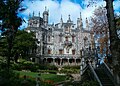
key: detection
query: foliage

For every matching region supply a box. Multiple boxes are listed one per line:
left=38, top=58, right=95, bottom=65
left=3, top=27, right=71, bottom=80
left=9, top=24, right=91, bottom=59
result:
left=90, top=6, right=109, bottom=55
left=11, top=60, right=38, bottom=72
left=15, top=70, right=67, bottom=85
left=11, top=59, right=58, bottom=72
left=0, top=30, right=37, bottom=61
left=0, top=61, right=33, bottom=86
left=0, top=0, right=24, bottom=32
left=90, top=6, right=108, bottom=32
left=115, top=16, right=120, bottom=39
left=13, top=30, right=37, bottom=59
left=0, top=0, right=26, bottom=70
left=63, top=65, right=80, bottom=69
left=81, top=80, right=99, bottom=86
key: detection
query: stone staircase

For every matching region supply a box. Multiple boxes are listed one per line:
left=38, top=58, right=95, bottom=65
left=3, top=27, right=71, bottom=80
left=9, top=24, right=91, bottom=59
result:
left=95, top=65, right=115, bottom=86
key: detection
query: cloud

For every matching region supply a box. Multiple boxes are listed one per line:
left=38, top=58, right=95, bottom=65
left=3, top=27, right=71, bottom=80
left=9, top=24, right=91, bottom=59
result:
left=113, top=0, right=120, bottom=10
left=21, top=0, right=82, bottom=25
left=19, top=0, right=119, bottom=29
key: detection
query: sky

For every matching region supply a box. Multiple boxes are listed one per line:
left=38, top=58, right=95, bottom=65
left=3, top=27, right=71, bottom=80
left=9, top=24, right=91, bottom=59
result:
left=19, top=0, right=120, bottom=29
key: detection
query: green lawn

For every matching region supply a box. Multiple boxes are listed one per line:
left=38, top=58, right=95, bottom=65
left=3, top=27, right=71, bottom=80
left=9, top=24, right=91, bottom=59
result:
left=15, top=70, right=67, bottom=83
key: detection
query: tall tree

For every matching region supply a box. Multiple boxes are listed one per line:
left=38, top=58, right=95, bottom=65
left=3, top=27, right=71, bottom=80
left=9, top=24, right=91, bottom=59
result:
left=90, top=0, right=120, bottom=83
left=105, top=0, right=120, bottom=84
left=13, top=30, right=37, bottom=62
left=90, top=6, right=109, bottom=56
left=88, top=0, right=120, bottom=84
left=0, top=0, right=25, bottom=70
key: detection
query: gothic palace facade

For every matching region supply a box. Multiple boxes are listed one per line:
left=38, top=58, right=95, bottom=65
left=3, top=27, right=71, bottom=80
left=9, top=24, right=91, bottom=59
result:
left=26, top=7, right=94, bottom=66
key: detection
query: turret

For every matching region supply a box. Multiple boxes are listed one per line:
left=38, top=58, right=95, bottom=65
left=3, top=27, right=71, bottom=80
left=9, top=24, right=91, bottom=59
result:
left=77, top=12, right=83, bottom=30
left=80, top=12, right=83, bottom=27
left=38, top=11, right=40, bottom=17
left=33, top=11, right=35, bottom=17
left=86, top=17, right=89, bottom=30
left=43, top=6, right=49, bottom=26
left=60, top=15, right=63, bottom=27
left=29, top=13, right=31, bottom=18
left=77, top=18, right=80, bottom=28
left=67, top=14, right=72, bottom=23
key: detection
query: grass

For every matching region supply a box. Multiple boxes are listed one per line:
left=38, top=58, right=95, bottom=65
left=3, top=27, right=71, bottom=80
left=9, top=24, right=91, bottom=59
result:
left=15, top=70, right=39, bottom=78
left=15, top=70, right=67, bottom=83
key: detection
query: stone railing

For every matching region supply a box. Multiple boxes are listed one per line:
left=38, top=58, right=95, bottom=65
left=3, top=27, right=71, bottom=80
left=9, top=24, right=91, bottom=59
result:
left=102, top=62, right=115, bottom=85
left=44, top=54, right=81, bottom=58
left=88, top=63, right=102, bottom=86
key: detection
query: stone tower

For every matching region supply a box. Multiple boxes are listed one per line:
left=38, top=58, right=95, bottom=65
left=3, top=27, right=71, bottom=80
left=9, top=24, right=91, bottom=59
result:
left=77, top=12, right=83, bottom=30
left=43, top=6, right=49, bottom=26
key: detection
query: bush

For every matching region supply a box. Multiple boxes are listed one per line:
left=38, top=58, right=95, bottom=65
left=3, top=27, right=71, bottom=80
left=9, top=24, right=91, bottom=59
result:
left=63, top=65, right=80, bottom=69
left=60, top=68, right=79, bottom=74
left=11, top=59, right=58, bottom=72
left=81, top=80, right=99, bottom=86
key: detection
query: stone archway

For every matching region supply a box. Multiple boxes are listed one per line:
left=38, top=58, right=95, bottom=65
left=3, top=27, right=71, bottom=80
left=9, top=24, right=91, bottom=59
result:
left=43, top=58, right=47, bottom=63
left=55, top=58, right=61, bottom=65
left=76, top=59, right=81, bottom=65
left=47, top=58, right=53, bottom=63
left=69, top=59, right=75, bottom=63
left=62, top=58, right=68, bottom=65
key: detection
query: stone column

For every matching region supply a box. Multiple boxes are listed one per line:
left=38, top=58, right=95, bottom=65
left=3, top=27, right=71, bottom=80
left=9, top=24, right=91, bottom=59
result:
left=60, top=58, right=62, bottom=66
left=53, top=58, right=55, bottom=65
left=74, top=58, right=76, bottom=65
left=68, top=58, right=69, bottom=65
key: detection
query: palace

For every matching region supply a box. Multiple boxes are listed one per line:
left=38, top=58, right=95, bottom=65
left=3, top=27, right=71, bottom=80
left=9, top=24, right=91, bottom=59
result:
left=26, top=7, right=94, bottom=66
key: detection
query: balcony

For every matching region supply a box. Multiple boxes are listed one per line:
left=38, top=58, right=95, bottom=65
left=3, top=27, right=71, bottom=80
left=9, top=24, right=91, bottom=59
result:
left=64, top=41, right=72, bottom=47
left=44, top=54, right=81, bottom=58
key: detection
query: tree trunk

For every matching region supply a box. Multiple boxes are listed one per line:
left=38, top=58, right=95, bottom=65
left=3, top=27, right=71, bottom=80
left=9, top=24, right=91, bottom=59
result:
left=105, top=0, right=120, bottom=85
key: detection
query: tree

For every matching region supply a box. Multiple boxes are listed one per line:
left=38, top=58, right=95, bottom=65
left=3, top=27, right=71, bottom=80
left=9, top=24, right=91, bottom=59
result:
left=90, top=6, right=109, bottom=56
left=13, top=30, right=37, bottom=62
left=115, top=16, right=120, bottom=39
left=0, top=0, right=25, bottom=70
left=88, top=0, right=120, bottom=84
left=0, top=30, right=37, bottom=62
left=105, top=0, right=120, bottom=84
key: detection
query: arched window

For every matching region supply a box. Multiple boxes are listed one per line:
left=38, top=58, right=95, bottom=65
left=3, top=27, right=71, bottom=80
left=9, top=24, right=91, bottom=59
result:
left=72, top=36, right=75, bottom=42
left=48, top=49, right=51, bottom=54
left=72, top=49, right=75, bottom=55
left=48, top=36, right=50, bottom=42
left=59, top=49, right=63, bottom=54
left=65, top=36, right=68, bottom=41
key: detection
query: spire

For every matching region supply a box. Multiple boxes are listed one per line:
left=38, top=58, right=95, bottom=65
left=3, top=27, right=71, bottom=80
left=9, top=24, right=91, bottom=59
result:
left=45, top=6, right=47, bottom=11
left=60, top=15, right=63, bottom=23
left=60, top=15, right=63, bottom=27
left=29, top=13, right=31, bottom=18
left=80, top=12, right=82, bottom=21
left=86, top=17, right=89, bottom=30
left=43, top=6, right=49, bottom=15
left=68, top=14, right=71, bottom=21
left=33, top=11, right=34, bottom=17
left=77, top=12, right=83, bottom=29
left=86, top=17, right=88, bottom=23
left=67, top=14, right=71, bottom=23
left=43, top=6, right=49, bottom=26
left=39, top=11, right=40, bottom=17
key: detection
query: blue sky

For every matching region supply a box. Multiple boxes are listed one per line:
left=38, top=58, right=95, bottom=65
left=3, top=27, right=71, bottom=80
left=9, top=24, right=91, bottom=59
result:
left=19, top=0, right=120, bottom=29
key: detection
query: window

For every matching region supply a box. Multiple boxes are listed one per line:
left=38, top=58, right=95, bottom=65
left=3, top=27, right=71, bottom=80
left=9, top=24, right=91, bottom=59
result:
left=65, top=36, right=68, bottom=41
left=48, top=49, right=51, bottom=54
left=59, top=49, right=63, bottom=54
left=72, top=50, right=75, bottom=55
left=48, top=36, right=50, bottom=42
left=65, top=27, right=68, bottom=31
left=48, top=28, right=52, bottom=31
left=59, top=36, right=62, bottom=42
left=72, top=36, right=75, bottom=42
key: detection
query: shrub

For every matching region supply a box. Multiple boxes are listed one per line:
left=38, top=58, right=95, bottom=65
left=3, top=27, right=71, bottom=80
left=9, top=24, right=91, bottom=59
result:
left=81, top=80, right=99, bottom=86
